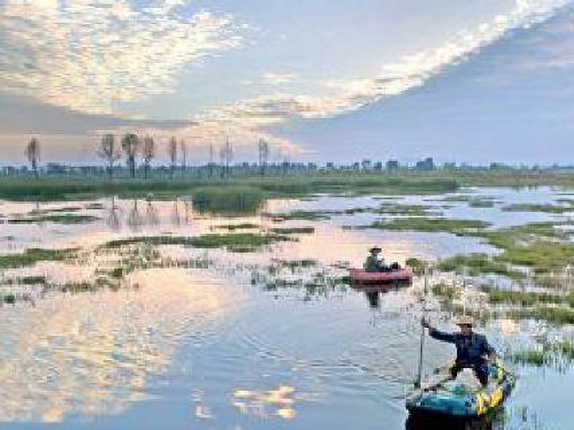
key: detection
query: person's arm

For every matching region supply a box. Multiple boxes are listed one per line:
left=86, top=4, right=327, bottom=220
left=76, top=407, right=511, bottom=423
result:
left=421, top=318, right=456, bottom=343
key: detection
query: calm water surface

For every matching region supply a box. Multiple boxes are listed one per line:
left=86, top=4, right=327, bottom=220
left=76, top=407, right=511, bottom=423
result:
left=0, top=188, right=572, bottom=430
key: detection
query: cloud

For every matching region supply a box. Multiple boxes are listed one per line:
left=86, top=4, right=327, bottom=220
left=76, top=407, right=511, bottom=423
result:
left=261, top=72, right=299, bottom=86
left=201, top=0, right=573, bottom=127
left=0, top=0, right=244, bottom=115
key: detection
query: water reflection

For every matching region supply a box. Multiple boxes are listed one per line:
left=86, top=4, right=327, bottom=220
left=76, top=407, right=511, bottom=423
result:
left=0, top=269, right=231, bottom=423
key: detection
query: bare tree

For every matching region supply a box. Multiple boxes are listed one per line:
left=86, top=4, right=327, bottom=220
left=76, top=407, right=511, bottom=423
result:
left=26, top=138, right=41, bottom=178
left=98, top=134, right=121, bottom=178
left=180, top=139, right=188, bottom=176
left=121, top=133, right=140, bottom=178
left=168, top=136, right=178, bottom=178
left=142, top=136, right=155, bottom=179
left=258, top=138, right=269, bottom=176
left=209, top=143, right=215, bottom=178
left=223, top=138, right=233, bottom=178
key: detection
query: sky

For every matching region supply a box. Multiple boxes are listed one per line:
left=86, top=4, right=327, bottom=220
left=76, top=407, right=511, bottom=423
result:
left=1, top=0, right=574, bottom=165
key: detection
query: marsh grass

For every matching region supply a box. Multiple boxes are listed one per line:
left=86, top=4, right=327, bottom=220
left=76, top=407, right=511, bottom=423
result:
left=8, top=214, right=100, bottom=224
left=366, top=217, right=490, bottom=235
left=375, top=203, right=438, bottom=216
left=192, top=186, right=265, bottom=215
left=103, top=233, right=292, bottom=251
left=511, top=341, right=574, bottom=366
left=0, top=248, right=75, bottom=268
left=501, top=203, right=574, bottom=214
left=214, top=223, right=260, bottom=231
left=438, top=253, right=525, bottom=280
left=269, top=227, right=315, bottom=235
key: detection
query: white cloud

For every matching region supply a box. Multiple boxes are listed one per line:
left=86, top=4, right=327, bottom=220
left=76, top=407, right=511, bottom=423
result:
left=203, top=0, right=573, bottom=126
left=0, top=0, right=244, bottom=115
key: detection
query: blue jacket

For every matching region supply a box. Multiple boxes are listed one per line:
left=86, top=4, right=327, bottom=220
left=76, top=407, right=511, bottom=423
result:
left=429, top=328, right=494, bottom=367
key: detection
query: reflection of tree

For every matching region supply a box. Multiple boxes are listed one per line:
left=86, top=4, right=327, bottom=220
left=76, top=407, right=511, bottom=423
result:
left=171, top=200, right=182, bottom=227
left=106, top=196, right=121, bottom=231
left=146, top=200, right=160, bottom=226
left=127, top=199, right=144, bottom=231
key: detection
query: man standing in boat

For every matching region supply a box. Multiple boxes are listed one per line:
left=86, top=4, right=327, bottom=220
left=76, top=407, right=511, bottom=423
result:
left=421, top=315, right=496, bottom=386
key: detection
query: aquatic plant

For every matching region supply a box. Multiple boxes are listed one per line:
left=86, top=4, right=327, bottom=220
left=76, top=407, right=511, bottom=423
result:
left=0, top=248, right=75, bottom=268
left=269, top=227, right=315, bottom=235
left=365, top=217, right=490, bottom=235
left=8, top=214, right=100, bottom=224
left=192, top=186, right=265, bottom=215
left=438, top=254, right=525, bottom=280
left=103, top=233, right=292, bottom=251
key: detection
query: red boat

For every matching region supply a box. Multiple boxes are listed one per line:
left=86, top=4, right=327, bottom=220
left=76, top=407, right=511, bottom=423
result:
left=349, top=268, right=413, bottom=286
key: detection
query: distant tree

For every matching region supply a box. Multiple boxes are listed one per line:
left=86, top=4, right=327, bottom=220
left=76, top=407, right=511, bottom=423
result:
left=208, top=143, right=215, bottom=178
left=121, top=133, right=140, bottom=178
left=142, top=136, right=155, bottom=179
left=97, top=134, right=121, bottom=178
left=180, top=139, right=188, bottom=176
left=258, top=138, right=269, bottom=176
left=25, top=138, right=41, bottom=178
left=168, top=136, right=178, bottom=178
left=222, top=139, right=233, bottom=178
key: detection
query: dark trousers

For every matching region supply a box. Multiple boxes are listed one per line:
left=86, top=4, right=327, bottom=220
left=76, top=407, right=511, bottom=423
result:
left=450, top=362, right=489, bottom=386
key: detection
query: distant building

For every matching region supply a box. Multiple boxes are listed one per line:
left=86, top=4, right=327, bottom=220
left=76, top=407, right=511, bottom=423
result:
left=386, top=160, right=400, bottom=171
left=415, top=157, right=435, bottom=171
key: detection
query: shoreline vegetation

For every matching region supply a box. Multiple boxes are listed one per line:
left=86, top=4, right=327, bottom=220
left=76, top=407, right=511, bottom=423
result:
left=5, top=169, right=574, bottom=202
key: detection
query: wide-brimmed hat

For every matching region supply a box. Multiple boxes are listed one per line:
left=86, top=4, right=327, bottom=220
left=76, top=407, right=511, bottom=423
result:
left=369, top=246, right=383, bottom=253
left=454, top=315, right=474, bottom=326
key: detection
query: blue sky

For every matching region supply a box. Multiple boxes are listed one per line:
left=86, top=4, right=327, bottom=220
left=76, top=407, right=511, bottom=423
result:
left=0, top=0, right=573, bottom=164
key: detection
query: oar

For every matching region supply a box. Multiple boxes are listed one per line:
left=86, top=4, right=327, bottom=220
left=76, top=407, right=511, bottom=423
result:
left=414, top=267, right=429, bottom=389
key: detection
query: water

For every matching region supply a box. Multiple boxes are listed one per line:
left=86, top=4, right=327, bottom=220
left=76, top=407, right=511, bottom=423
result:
left=0, top=187, right=573, bottom=430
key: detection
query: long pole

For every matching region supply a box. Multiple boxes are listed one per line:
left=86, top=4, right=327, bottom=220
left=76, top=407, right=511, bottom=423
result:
left=415, top=268, right=428, bottom=388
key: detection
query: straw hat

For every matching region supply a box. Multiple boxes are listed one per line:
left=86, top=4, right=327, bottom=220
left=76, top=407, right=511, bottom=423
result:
left=454, top=315, right=474, bottom=326
left=369, top=246, right=383, bottom=253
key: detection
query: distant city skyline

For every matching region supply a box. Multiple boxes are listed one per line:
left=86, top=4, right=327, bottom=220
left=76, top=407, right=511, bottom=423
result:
left=1, top=0, right=574, bottom=164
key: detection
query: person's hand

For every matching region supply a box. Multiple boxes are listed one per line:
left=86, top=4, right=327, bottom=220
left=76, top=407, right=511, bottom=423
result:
left=421, top=317, right=430, bottom=329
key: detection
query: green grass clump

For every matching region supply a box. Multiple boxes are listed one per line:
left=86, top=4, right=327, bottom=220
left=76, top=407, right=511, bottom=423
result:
left=0, top=248, right=74, bottom=269
left=498, top=241, right=574, bottom=274
left=2, top=276, right=47, bottom=286
left=8, top=214, right=100, bottom=224
left=431, top=282, right=460, bottom=301
left=103, top=233, right=292, bottom=251
left=509, top=306, right=574, bottom=325
left=501, top=203, right=574, bottom=214
left=192, top=186, right=266, bottom=215
left=405, top=257, right=430, bottom=275
left=511, top=350, right=549, bottom=367
left=214, top=223, right=260, bottom=231
left=481, top=286, right=574, bottom=307
left=438, top=253, right=525, bottom=280
left=367, top=217, right=490, bottom=235
left=375, top=203, right=436, bottom=216
left=271, top=210, right=332, bottom=221
left=269, top=227, right=315, bottom=235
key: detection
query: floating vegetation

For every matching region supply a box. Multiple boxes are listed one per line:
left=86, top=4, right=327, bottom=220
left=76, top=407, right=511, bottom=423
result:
left=405, top=257, right=430, bottom=275
left=431, top=282, right=460, bottom=301
left=468, top=198, right=498, bottom=208
left=0, top=248, right=75, bottom=269
left=192, top=186, right=265, bottom=215
left=501, top=203, right=574, bottom=214
left=269, top=227, right=315, bottom=235
left=1, top=276, right=47, bottom=286
left=438, top=253, right=525, bottom=280
left=511, top=341, right=574, bottom=367
left=375, top=203, right=438, bottom=216
left=481, top=286, right=574, bottom=307
left=103, top=233, right=292, bottom=251
left=507, top=306, right=574, bottom=325
left=214, top=223, right=260, bottom=231
left=7, top=214, right=100, bottom=224
left=363, top=217, right=490, bottom=235
left=267, top=210, right=332, bottom=221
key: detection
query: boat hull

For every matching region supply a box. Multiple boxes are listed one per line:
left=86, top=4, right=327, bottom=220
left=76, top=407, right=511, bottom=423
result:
left=349, top=268, right=413, bottom=285
left=406, top=364, right=515, bottom=419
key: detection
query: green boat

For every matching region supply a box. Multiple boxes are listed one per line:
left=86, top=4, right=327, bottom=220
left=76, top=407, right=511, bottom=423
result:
left=406, top=362, right=515, bottom=419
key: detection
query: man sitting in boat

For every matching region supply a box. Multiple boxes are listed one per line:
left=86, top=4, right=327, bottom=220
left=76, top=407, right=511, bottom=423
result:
left=364, top=246, right=400, bottom=272
left=421, top=315, right=496, bottom=386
